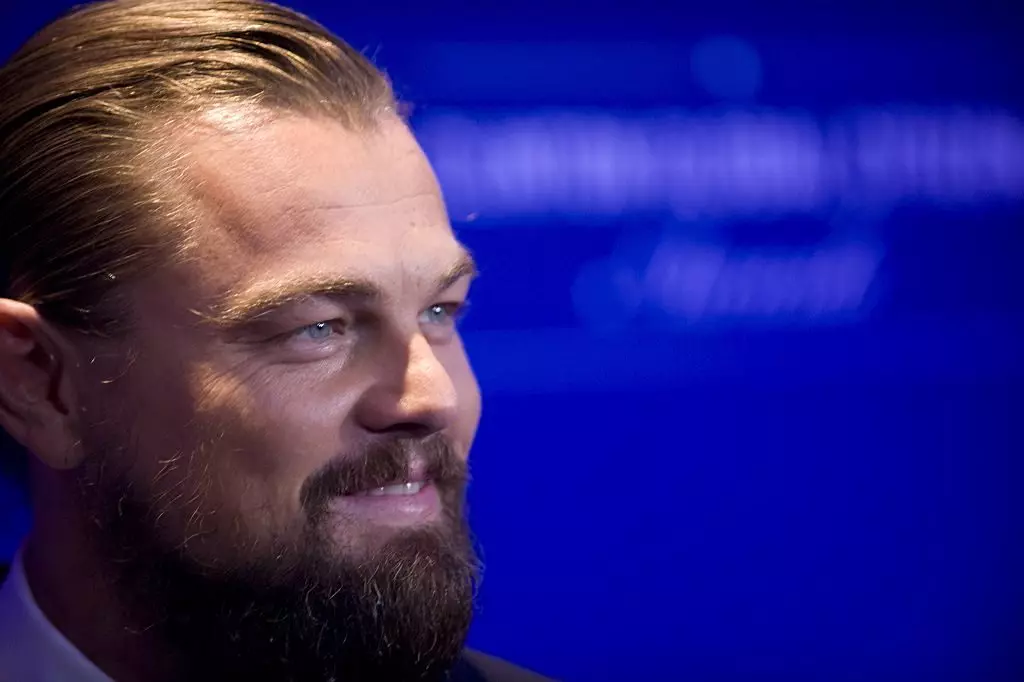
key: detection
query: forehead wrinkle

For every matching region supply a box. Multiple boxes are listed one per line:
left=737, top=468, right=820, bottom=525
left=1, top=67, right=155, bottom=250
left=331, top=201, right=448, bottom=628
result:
left=283, top=191, right=446, bottom=222
left=175, top=116, right=445, bottom=257
left=197, top=188, right=447, bottom=261
left=175, top=168, right=292, bottom=264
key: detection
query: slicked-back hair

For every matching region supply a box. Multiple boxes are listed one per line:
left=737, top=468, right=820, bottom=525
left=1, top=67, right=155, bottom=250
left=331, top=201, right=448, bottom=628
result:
left=0, top=0, right=395, bottom=334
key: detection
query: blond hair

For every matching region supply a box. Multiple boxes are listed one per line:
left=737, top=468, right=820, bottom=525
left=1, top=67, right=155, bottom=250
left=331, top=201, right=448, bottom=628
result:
left=0, top=0, right=395, bottom=334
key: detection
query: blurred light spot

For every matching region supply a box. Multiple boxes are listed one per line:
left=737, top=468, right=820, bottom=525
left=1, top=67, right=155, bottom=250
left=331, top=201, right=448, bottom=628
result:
left=573, top=235, right=883, bottom=330
left=690, top=36, right=763, bottom=101
left=414, top=108, right=1024, bottom=222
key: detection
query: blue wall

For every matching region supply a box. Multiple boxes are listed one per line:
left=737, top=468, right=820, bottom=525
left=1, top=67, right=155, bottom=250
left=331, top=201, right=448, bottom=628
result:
left=1, top=1, right=1021, bottom=680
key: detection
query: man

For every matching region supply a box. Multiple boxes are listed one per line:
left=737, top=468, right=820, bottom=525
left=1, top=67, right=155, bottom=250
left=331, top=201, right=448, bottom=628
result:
left=0, top=1, right=550, bottom=680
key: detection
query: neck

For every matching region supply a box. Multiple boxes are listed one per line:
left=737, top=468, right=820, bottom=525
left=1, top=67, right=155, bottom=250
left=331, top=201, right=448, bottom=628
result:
left=24, top=470, right=179, bottom=682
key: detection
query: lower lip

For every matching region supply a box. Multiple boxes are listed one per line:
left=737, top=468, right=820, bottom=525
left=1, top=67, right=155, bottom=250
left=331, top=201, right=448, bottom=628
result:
left=325, top=481, right=442, bottom=526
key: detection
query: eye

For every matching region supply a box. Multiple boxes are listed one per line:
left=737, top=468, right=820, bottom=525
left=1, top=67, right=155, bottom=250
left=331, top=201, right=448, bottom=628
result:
left=265, top=317, right=354, bottom=363
left=301, top=322, right=332, bottom=339
left=419, top=301, right=469, bottom=332
left=292, top=319, right=347, bottom=342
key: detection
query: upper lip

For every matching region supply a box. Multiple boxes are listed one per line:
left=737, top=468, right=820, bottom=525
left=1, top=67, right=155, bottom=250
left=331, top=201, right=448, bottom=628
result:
left=404, top=458, right=428, bottom=483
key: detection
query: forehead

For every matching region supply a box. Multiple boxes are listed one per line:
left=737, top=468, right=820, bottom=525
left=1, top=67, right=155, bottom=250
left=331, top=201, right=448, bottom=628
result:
left=172, top=113, right=461, bottom=297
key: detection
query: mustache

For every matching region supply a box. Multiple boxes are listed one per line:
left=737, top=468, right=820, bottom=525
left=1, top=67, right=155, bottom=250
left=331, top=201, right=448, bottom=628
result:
left=300, top=434, right=468, bottom=512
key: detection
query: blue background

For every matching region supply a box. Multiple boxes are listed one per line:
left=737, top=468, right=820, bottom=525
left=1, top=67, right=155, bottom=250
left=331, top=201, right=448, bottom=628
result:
left=1, top=1, right=1022, bottom=680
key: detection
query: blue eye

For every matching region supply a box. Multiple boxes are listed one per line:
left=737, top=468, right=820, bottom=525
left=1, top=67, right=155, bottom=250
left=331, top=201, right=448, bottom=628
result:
left=296, top=320, right=342, bottom=341
left=420, top=301, right=467, bottom=327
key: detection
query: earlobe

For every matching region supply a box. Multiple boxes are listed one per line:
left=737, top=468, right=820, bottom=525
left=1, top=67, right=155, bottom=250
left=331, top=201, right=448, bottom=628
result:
left=0, top=298, right=86, bottom=470
left=25, top=418, right=85, bottom=471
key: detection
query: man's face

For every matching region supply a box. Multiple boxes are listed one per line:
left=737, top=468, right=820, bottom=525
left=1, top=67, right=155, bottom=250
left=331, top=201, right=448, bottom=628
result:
left=72, top=112, right=482, bottom=679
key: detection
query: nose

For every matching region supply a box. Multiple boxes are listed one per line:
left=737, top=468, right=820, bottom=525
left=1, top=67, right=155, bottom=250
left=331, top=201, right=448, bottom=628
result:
left=353, top=333, right=459, bottom=437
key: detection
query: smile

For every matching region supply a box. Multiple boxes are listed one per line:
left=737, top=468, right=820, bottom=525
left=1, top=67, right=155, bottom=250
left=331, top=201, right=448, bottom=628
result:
left=353, top=481, right=426, bottom=497
left=328, top=478, right=441, bottom=526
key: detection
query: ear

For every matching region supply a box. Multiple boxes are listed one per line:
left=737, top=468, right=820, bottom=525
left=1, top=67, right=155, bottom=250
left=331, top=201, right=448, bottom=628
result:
left=0, top=299, right=85, bottom=470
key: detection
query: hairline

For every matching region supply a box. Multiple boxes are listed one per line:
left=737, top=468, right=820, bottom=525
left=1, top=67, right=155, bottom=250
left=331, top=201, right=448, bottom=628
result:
left=97, top=101, right=405, bottom=334
left=0, top=0, right=400, bottom=337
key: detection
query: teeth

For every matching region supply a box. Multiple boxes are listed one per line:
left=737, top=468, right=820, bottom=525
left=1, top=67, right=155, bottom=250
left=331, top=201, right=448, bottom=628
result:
left=363, top=481, right=424, bottom=497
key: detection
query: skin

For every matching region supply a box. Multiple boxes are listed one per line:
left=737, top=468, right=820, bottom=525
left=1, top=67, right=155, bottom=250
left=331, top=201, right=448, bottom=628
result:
left=0, top=112, right=481, bottom=681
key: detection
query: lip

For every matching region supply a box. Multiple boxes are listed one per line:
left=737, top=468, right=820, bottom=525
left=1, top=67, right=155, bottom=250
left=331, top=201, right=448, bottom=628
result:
left=325, top=479, right=442, bottom=527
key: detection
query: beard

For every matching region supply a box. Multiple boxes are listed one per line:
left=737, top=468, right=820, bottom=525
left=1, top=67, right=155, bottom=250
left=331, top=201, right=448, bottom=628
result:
left=77, top=433, right=480, bottom=682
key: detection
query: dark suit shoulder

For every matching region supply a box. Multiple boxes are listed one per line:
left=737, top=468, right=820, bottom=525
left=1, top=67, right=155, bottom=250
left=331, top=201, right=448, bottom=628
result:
left=455, top=649, right=555, bottom=682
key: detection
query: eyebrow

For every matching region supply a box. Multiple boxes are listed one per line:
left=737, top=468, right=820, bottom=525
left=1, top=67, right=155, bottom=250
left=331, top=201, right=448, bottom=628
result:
left=206, top=248, right=478, bottom=328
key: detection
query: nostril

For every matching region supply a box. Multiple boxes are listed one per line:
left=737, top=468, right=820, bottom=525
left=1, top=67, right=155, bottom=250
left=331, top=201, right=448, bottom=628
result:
left=367, top=421, right=438, bottom=439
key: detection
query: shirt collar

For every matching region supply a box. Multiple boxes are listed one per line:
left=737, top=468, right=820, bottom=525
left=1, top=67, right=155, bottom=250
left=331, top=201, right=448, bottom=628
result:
left=0, top=547, right=115, bottom=682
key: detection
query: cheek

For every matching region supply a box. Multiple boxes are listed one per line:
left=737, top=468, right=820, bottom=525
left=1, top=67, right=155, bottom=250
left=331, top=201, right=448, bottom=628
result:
left=190, top=365, right=351, bottom=504
left=107, top=362, right=347, bottom=551
left=444, top=342, right=482, bottom=451
left=76, top=365, right=239, bottom=554
left=79, top=354, right=197, bottom=489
